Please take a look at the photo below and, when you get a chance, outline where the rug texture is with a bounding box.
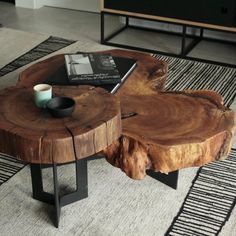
[0,27,236,236]
[166,149,236,236]
[0,153,25,186]
[0,36,76,76]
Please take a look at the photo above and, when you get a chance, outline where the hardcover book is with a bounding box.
[65,53,121,85]
[44,56,137,94]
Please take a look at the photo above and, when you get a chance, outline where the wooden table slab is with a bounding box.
[105,90,235,179]
[0,85,121,164]
[17,49,168,94]
[17,49,235,179]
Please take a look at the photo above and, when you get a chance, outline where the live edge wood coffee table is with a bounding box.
[0,85,121,227]
[15,49,235,226]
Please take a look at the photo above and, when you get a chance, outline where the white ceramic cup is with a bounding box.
[33,84,52,108]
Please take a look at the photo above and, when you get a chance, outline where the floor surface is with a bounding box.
[0,2,236,66]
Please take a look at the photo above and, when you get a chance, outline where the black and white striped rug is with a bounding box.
[166,149,236,236]
[0,40,236,235]
[0,153,25,186]
[152,55,236,107]
[0,36,76,77]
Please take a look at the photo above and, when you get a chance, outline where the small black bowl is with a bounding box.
[46,97,75,118]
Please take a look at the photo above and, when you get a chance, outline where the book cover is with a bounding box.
[101,56,137,94]
[65,53,121,85]
[44,56,137,94]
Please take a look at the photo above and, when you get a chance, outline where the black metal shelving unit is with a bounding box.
[101,11,236,68]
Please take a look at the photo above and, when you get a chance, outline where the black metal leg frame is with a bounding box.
[147,169,179,190]
[30,158,178,228]
[30,159,88,228]
[101,11,236,68]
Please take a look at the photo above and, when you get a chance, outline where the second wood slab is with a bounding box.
[105,90,235,179]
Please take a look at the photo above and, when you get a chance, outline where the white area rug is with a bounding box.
[0,159,197,236]
[0,27,235,236]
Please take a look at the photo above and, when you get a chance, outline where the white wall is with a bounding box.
[15,0,43,9]
[15,0,100,12]
[43,0,99,13]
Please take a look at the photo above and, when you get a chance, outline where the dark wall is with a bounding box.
[104,0,236,26]
[0,0,15,3]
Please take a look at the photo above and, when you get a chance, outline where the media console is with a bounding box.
[100,0,236,67]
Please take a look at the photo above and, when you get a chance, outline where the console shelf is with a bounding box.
[100,0,236,67]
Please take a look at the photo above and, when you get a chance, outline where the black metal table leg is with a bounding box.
[146,170,179,190]
[30,158,88,228]
[181,27,204,57]
[75,158,88,195]
[101,11,105,43]
[200,27,204,38]
[101,11,130,44]
[53,163,60,228]
[59,159,88,208]
[30,164,54,204]
[125,16,129,27]
[181,25,187,57]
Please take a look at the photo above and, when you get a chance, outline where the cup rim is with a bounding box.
[33,84,52,92]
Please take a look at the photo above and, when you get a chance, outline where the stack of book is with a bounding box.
[44,52,137,94]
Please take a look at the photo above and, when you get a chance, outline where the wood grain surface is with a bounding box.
[105,90,235,179]
[0,86,121,164]
[17,49,168,94]
[17,49,235,180]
